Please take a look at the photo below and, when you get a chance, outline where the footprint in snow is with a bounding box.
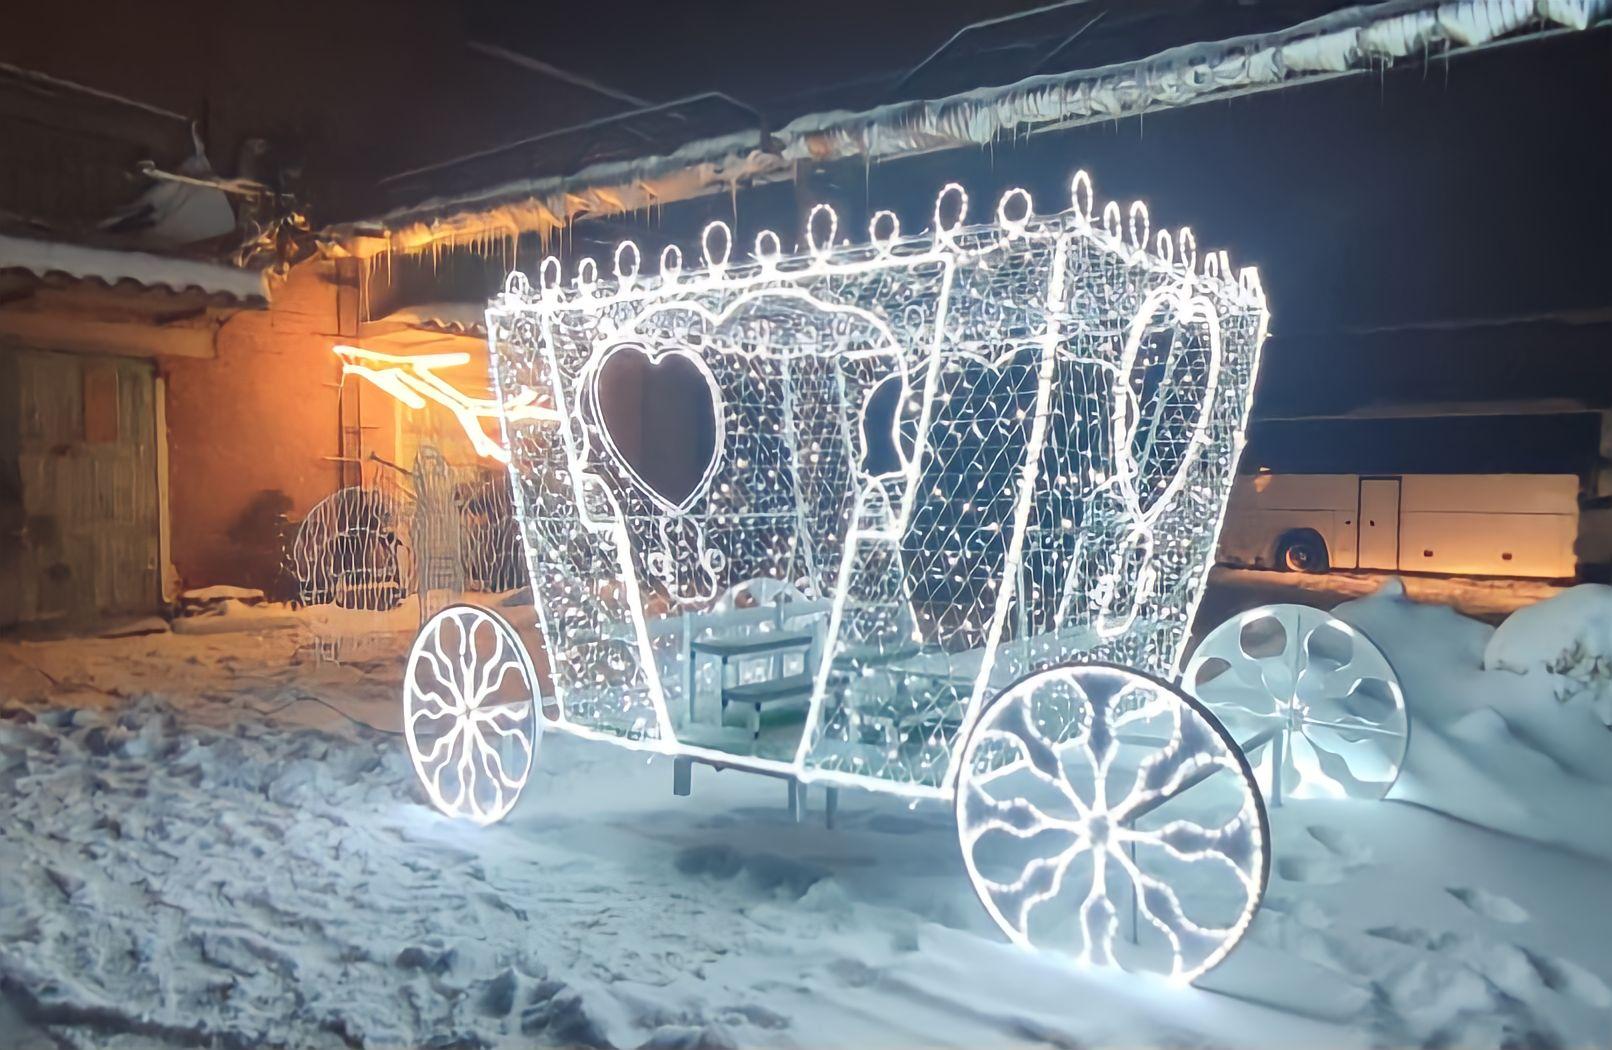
[1446,886,1528,924]
[1306,824,1373,865]
[1523,947,1612,1008]
[1365,924,1432,948]
[1272,825,1377,886]
[865,814,931,835]
[1275,856,1345,885]
[1371,921,1610,1012]
[827,957,881,988]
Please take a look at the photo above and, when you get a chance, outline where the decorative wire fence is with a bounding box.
[289,473,416,613]
[287,448,526,660]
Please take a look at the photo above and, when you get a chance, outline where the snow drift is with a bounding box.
[1484,583,1612,725]
[2,584,1610,1048]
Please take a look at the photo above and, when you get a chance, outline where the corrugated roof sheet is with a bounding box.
[371,302,486,334]
[0,233,267,302]
[346,0,1611,254]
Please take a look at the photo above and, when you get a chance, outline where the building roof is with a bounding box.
[339,0,1611,254]
[370,302,487,335]
[0,233,267,304]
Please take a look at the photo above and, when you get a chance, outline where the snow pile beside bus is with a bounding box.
[1335,581,1612,859]
[1484,583,1612,725]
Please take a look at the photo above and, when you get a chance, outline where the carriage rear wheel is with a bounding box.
[404,604,541,824]
[1185,604,1407,804]
[955,664,1269,983]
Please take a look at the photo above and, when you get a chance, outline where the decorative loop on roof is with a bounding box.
[501,172,1263,312]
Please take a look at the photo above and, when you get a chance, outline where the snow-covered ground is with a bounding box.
[2,584,1610,1049]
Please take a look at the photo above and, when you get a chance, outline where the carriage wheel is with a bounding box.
[1185,604,1407,804]
[404,604,541,824]
[956,664,1268,983]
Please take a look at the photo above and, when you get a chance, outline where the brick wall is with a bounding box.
[162,259,398,595]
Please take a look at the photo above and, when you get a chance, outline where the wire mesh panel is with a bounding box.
[290,482,415,613]
[289,475,417,663]
[458,471,526,593]
[412,445,467,624]
[486,172,1268,789]
[490,237,935,754]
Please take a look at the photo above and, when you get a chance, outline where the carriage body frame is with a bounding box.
[479,173,1270,805]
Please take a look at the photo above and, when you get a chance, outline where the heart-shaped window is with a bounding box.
[592,342,722,511]
[1116,289,1220,518]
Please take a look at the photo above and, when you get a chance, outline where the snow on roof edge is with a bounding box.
[372,302,487,333]
[347,0,1611,253]
[0,233,268,302]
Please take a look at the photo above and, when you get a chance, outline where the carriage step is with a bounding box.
[724,674,814,705]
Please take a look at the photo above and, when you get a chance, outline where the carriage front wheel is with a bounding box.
[403,604,541,824]
[955,663,1269,983]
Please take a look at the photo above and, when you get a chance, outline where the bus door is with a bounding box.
[1357,476,1401,570]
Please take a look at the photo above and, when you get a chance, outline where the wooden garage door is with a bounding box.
[0,348,159,626]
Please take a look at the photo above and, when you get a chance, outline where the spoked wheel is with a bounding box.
[404,604,541,824]
[1185,604,1407,804]
[956,664,1269,984]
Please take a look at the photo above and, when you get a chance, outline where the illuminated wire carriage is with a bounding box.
[400,171,1406,982]
[487,174,1266,776]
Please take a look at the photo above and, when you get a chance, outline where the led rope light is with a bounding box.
[404,604,541,824]
[333,345,561,463]
[479,169,1267,795]
[956,664,1268,983]
[395,168,1274,981]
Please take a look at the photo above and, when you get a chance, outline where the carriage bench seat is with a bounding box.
[721,674,814,739]
[688,630,817,724]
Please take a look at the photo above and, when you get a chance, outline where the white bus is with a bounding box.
[1217,473,1580,579]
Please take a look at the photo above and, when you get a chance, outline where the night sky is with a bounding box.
[387,24,1612,478]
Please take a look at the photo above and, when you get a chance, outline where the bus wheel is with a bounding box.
[1278,530,1329,574]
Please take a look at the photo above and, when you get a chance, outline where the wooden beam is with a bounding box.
[0,310,216,359]
[152,305,208,326]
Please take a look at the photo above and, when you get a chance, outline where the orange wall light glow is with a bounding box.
[332,344,558,463]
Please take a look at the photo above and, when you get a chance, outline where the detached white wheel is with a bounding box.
[1185,604,1407,804]
[956,664,1268,983]
[404,604,541,824]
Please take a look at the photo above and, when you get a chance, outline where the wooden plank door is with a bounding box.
[1,348,159,625]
